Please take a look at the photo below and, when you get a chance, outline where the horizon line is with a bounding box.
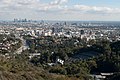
[1,19,120,22]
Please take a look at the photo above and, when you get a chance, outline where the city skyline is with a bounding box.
[1,0,120,21]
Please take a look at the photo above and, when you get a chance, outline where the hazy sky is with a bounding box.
[1,0,120,21]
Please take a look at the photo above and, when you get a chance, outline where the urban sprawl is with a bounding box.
[0,20,120,80]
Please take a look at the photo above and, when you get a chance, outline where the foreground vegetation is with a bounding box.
[0,35,120,80]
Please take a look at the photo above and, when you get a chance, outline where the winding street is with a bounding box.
[14,35,29,54]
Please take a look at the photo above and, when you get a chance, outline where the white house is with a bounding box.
[57,59,64,65]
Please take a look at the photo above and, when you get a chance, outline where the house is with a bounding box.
[47,63,56,66]
[90,73,113,80]
[57,58,64,65]
[29,53,41,59]
[101,73,113,76]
